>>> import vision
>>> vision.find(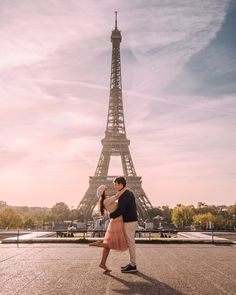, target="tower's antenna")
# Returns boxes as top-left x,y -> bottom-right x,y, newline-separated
115,11 -> 117,29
